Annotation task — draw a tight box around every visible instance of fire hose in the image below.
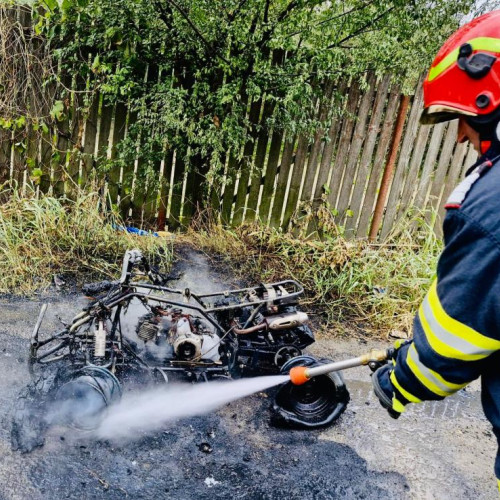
[289,348,390,385]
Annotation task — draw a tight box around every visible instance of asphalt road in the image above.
[0,246,496,499]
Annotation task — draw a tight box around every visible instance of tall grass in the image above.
[0,189,172,294]
[185,212,442,337]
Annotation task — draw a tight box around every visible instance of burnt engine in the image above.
[212,284,315,373]
[135,307,221,363]
[21,250,348,443]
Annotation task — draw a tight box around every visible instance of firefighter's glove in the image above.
[372,364,402,420]
[386,339,412,362]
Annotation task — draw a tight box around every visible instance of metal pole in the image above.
[369,94,411,242]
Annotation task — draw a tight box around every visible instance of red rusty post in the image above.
[368,94,411,241]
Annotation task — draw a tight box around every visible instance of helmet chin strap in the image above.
[467,106,500,155]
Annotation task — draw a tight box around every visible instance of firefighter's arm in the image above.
[373,210,500,417]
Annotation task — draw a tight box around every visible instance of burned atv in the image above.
[15,249,348,448]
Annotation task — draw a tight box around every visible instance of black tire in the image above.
[272,355,350,429]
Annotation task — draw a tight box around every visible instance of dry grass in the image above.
[0,188,172,294]
[184,213,441,338]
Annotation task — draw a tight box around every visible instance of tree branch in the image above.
[257,0,299,50]
[263,0,270,24]
[227,0,249,23]
[159,0,230,64]
[328,6,395,49]
[284,0,376,39]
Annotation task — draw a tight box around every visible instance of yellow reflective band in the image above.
[406,344,467,398]
[390,370,422,404]
[428,281,500,353]
[428,37,500,82]
[394,339,404,349]
[497,478,500,493]
[419,303,484,361]
[392,397,406,414]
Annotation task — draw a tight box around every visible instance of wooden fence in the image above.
[0,8,477,240]
[1,76,477,240]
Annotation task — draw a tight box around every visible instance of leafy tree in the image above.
[33,0,483,208]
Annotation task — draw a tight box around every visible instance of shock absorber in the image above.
[94,320,107,358]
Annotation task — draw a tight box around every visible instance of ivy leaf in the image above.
[30,168,43,185]
[59,0,72,11]
[43,0,58,11]
[15,116,26,129]
[91,55,100,72]
[50,101,65,122]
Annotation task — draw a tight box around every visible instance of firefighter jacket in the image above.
[378,143,500,485]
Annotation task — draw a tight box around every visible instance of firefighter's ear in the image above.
[496,121,500,142]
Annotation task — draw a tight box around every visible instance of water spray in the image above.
[289,349,389,385]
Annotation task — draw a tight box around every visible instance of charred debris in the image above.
[12,249,349,451]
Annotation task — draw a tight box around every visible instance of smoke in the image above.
[95,375,289,442]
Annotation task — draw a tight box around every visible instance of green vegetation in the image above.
[1,0,479,206]
[0,184,441,336]
[0,189,172,294]
[185,213,441,337]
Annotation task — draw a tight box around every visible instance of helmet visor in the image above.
[420,105,476,125]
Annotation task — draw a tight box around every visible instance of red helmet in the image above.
[421,10,500,125]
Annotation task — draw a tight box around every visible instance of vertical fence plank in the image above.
[231,99,263,226]
[0,128,10,183]
[11,129,25,188]
[0,128,11,185]
[379,79,425,239]
[439,142,468,206]
[425,121,458,222]
[157,149,174,230]
[355,85,400,238]
[80,94,100,189]
[369,94,410,241]
[392,123,431,225]
[300,80,335,204]
[282,134,309,229]
[258,129,284,224]
[335,72,376,224]
[269,136,296,227]
[168,151,186,229]
[304,80,348,235]
[245,99,275,222]
[344,74,390,237]
[433,140,468,237]
[412,122,447,210]
[220,153,238,225]
[106,102,128,209]
[327,82,361,209]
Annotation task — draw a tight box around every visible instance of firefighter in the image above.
[371,10,500,490]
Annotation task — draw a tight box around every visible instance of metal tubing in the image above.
[36,340,69,361]
[305,357,366,378]
[234,322,266,335]
[31,304,48,343]
[69,315,92,333]
[136,280,304,312]
[303,349,389,380]
[35,330,68,348]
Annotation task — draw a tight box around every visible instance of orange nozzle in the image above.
[289,366,310,385]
